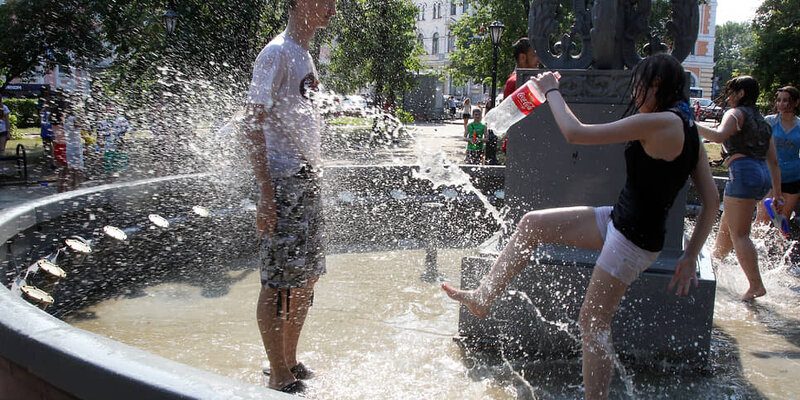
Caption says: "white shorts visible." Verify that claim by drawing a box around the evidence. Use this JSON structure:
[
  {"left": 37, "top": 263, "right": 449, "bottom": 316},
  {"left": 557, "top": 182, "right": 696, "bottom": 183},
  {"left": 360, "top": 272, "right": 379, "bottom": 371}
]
[{"left": 594, "top": 206, "right": 660, "bottom": 285}]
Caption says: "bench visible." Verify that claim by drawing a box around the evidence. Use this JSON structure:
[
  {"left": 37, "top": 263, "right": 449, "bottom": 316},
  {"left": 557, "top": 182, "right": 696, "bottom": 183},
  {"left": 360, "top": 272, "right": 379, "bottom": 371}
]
[{"left": 0, "top": 144, "right": 28, "bottom": 184}]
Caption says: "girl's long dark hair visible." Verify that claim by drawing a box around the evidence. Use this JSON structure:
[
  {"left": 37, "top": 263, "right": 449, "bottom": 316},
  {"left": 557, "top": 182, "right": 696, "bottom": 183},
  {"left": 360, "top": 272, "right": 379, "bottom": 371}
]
[
  {"left": 625, "top": 53, "right": 687, "bottom": 116},
  {"left": 717, "top": 75, "right": 760, "bottom": 108}
]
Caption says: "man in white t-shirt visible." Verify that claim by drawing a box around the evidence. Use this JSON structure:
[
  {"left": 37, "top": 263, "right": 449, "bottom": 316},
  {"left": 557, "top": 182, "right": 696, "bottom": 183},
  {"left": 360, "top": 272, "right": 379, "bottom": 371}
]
[{"left": 244, "top": 0, "right": 336, "bottom": 394}]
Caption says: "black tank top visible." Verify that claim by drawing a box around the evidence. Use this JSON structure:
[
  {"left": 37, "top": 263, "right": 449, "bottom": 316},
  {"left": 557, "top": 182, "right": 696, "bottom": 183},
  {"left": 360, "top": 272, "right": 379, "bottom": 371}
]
[
  {"left": 610, "top": 108, "right": 699, "bottom": 252},
  {"left": 721, "top": 105, "right": 771, "bottom": 160}
]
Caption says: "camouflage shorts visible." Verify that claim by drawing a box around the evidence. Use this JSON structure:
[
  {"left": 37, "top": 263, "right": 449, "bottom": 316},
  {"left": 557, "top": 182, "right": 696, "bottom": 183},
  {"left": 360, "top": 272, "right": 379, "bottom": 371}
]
[{"left": 260, "top": 167, "right": 326, "bottom": 289}]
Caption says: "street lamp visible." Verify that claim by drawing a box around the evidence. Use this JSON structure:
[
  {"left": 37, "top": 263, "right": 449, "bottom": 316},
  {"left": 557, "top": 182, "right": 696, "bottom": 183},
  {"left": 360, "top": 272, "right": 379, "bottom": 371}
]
[
  {"left": 488, "top": 21, "right": 504, "bottom": 109},
  {"left": 162, "top": 2, "right": 179, "bottom": 36}
]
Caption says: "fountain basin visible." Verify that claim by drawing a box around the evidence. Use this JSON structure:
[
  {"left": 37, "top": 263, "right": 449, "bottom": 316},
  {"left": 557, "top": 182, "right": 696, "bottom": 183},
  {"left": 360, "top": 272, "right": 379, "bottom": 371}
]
[{"left": 0, "top": 166, "right": 504, "bottom": 399}]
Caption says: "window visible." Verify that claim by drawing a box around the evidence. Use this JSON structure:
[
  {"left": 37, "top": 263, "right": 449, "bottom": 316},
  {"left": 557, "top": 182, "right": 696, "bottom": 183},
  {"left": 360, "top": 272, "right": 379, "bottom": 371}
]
[
  {"left": 432, "top": 2, "right": 443, "bottom": 19},
  {"left": 432, "top": 33, "right": 439, "bottom": 55},
  {"left": 448, "top": 32, "right": 456, "bottom": 52},
  {"left": 418, "top": 33, "right": 425, "bottom": 50},
  {"left": 451, "top": 1, "right": 457, "bottom": 15},
  {"left": 462, "top": 0, "right": 468, "bottom": 13},
  {"left": 420, "top": 4, "right": 426, "bottom": 20}
]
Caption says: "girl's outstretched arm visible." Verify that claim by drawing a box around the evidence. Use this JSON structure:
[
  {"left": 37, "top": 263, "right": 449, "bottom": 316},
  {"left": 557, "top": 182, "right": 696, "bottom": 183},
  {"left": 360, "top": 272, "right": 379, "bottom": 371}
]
[
  {"left": 697, "top": 108, "right": 741, "bottom": 143},
  {"left": 531, "top": 72, "right": 684, "bottom": 161},
  {"left": 669, "top": 144, "right": 719, "bottom": 296}
]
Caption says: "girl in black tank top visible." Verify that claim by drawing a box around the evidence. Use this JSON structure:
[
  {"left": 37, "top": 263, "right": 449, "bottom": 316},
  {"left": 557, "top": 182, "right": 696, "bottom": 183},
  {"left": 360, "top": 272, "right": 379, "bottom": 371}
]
[{"left": 443, "top": 54, "right": 719, "bottom": 400}]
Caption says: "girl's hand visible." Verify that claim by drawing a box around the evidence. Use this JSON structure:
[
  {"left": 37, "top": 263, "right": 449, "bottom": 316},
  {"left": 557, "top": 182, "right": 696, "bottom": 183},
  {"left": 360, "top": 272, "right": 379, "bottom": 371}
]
[
  {"left": 668, "top": 253, "right": 699, "bottom": 296},
  {"left": 531, "top": 72, "right": 559, "bottom": 94}
]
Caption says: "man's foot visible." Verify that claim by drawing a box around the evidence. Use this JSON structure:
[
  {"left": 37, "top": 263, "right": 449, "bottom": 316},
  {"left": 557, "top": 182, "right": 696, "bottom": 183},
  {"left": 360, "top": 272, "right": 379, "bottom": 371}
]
[
  {"left": 277, "top": 380, "right": 306, "bottom": 394},
  {"left": 742, "top": 286, "right": 767, "bottom": 302},
  {"left": 263, "top": 362, "right": 315, "bottom": 380},
  {"left": 441, "top": 283, "right": 490, "bottom": 318}
]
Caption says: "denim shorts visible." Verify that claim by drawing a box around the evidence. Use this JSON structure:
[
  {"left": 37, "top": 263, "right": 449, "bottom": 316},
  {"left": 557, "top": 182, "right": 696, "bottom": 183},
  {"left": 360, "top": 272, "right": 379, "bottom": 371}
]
[
  {"left": 724, "top": 157, "right": 771, "bottom": 200},
  {"left": 260, "top": 167, "right": 326, "bottom": 289},
  {"left": 594, "top": 206, "right": 660, "bottom": 285}
]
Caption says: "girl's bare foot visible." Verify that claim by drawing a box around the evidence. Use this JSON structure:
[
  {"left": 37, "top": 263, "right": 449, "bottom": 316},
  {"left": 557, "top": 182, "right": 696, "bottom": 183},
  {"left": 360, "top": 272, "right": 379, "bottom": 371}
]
[
  {"left": 741, "top": 286, "right": 766, "bottom": 302},
  {"left": 441, "top": 283, "right": 490, "bottom": 318}
]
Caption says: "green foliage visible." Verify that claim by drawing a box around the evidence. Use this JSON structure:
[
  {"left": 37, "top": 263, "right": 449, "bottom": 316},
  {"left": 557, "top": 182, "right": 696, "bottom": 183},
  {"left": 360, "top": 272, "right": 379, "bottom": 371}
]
[
  {"left": 0, "top": 0, "right": 109, "bottom": 89},
  {"left": 394, "top": 107, "right": 414, "bottom": 125},
  {"left": 448, "top": 1, "right": 530, "bottom": 87},
  {"left": 7, "top": 113, "right": 20, "bottom": 139},
  {"left": 713, "top": 22, "right": 754, "bottom": 89},
  {"left": 4, "top": 98, "right": 40, "bottom": 128},
  {"left": 749, "top": 0, "right": 800, "bottom": 98},
  {"left": 91, "top": 0, "right": 289, "bottom": 126},
  {"left": 324, "top": 0, "right": 422, "bottom": 106}
]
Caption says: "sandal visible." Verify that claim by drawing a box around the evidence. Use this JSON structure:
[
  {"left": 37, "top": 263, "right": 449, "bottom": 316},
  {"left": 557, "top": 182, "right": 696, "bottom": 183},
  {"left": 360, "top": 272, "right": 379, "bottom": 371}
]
[
  {"left": 263, "top": 362, "right": 316, "bottom": 380},
  {"left": 279, "top": 380, "right": 306, "bottom": 394}
]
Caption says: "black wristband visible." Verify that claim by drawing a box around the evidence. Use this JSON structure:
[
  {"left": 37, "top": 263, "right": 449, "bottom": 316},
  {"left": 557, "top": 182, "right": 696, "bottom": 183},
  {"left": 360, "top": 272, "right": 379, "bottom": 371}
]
[{"left": 544, "top": 88, "right": 560, "bottom": 98}]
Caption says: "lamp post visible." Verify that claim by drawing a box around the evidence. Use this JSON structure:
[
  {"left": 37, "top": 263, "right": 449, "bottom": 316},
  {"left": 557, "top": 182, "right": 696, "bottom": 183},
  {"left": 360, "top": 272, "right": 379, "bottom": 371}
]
[
  {"left": 162, "top": 1, "right": 179, "bottom": 36},
  {"left": 488, "top": 21, "right": 505, "bottom": 109}
]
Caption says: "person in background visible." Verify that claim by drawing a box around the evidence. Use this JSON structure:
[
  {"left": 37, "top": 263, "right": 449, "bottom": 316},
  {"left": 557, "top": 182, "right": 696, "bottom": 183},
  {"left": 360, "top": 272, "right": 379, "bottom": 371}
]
[
  {"left": 461, "top": 98, "right": 472, "bottom": 135},
  {"left": 39, "top": 91, "right": 56, "bottom": 169},
  {"left": 501, "top": 37, "right": 540, "bottom": 156},
  {"left": 50, "top": 96, "right": 68, "bottom": 191},
  {"left": 98, "top": 104, "right": 131, "bottom": 182},
  {"left": 443, "top": 54, "right": 719, "bottom": 400},
  {"left": 756, "top": 86, "right": 800, "bottom": 230},
  {"left": 464, "top": 108, "right": 487, "bottom": 164},
  {"left": 62, "top": 100, "right": 85, "bottom": 191},
  {"left": 0, "top": 98, "right": 10, "bottom": 156},
  {"left": 697, "top": 76, "right": 781, "bottom": 301}
]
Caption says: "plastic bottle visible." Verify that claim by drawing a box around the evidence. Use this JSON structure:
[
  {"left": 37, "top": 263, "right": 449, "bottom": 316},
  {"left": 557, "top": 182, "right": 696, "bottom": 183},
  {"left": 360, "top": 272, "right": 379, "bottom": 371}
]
[
  {"left": 763, "top": 197, "right": 789, "bottom": 237},
  {"left": 484, "top": 71, "right": 561, "bottom": 135}
]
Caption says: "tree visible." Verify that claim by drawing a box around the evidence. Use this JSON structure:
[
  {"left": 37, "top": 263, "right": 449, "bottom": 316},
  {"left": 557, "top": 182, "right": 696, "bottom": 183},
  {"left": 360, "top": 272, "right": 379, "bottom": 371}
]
[
  {"left": 0, "top": 0, "right": 109, "bottom": 89},
  {"left": 324, "top": 0, "right": 422, "bottom": 107},
  {"left": 713, "top": 22, "right": 754, "bottom": 91},
  {"left": 749, "top": 0, "right": 800, "bottom": 96},
  {"left": 95, "top": 0, "right": 288, "bottom": 109}
]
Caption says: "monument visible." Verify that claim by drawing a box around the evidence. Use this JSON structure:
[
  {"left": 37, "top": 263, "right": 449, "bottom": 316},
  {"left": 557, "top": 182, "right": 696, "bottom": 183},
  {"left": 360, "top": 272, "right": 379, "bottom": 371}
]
[{"left": 457, "top": 0, "right": 715, "bottom": 368}]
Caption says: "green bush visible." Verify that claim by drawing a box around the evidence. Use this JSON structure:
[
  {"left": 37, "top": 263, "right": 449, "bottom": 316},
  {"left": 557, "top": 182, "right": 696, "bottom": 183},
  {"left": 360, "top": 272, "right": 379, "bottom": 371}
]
[
  {"left": 4, "top": 98, "right": 40, "bottom": 128},
  {"left": 394, "top": 108, "right": 414, "bottom": 125},
  {"left": 8, "top": 113, "right": 23, "bottom": 139}
]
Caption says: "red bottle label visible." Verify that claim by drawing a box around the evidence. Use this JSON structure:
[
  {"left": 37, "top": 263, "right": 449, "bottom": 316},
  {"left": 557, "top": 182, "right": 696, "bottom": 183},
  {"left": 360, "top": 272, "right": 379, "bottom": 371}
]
[{"left": 511, "top": 83, "right": 543, "bottom": 115}]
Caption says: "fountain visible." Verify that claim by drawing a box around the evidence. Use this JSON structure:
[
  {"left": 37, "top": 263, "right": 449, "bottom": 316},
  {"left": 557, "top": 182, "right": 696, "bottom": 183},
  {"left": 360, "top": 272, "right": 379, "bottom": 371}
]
[
  {"left": 456, "top": 0, "right": 715, "bottom": 369},
  {"left": 0, "top": 1, "right": 798, "bottom": 398}
]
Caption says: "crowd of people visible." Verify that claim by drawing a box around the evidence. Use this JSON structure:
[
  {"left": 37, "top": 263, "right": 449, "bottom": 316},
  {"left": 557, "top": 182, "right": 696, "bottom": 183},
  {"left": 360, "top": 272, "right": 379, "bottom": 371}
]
[{"left": 37, "top": 89, "right": 131, "bottom": 192}]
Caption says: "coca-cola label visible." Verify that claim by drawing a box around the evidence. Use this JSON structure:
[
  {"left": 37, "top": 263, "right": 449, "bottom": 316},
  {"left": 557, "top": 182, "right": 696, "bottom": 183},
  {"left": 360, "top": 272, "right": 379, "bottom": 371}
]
[{"left": 511, "top": 84, "right": 543, "bottom": 115}]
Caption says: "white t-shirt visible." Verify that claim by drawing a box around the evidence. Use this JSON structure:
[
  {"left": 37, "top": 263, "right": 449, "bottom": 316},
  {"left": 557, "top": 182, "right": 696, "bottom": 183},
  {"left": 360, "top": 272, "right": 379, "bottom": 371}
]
[
  {"left": 247, "top": 31, "right": 322, "bottom": 178},
  {"left": 0, "top": 105, "right": 10, "bottom": 132},
  {"left": 64, "top": 116, "right": 85, "bottom": 170}
]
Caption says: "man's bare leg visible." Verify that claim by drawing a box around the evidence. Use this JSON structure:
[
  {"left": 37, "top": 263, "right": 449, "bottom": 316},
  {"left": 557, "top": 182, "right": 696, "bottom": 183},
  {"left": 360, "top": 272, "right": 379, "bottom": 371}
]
[
  {"left": 284, "top": 276, "right": 318, "bottom": 368},
  {"left": 256, "top": 286, "right": 296, "bottom": 390},
  {"left": 442, "top": 207, "right": 604, "bottom": 318}
]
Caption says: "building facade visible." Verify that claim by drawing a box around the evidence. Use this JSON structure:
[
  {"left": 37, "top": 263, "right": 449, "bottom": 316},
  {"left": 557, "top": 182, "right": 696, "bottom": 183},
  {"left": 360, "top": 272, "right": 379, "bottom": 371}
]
[
  {"left": 414, "top": 1, "right": 484, "bottom": 102},
  {"left": 682, "top": 0, "right": 718, "bottom": 99}
]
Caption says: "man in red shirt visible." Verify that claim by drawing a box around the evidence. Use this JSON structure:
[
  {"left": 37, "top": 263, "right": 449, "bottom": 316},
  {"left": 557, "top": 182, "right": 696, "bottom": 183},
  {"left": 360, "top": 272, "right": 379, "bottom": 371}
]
[
  {"left": 501, "top": 37, "right": 539, "bottom": 153},
  {"left": 502, "top": 37, "right": 540, "bottom": 99}
]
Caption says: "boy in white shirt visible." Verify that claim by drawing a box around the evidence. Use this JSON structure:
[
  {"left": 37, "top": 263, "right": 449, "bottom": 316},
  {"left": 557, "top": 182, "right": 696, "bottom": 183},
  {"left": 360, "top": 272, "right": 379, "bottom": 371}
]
[{"left": 244, "top": 0, "right": 336, "bottom": 394}]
